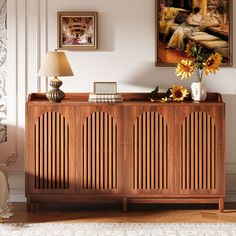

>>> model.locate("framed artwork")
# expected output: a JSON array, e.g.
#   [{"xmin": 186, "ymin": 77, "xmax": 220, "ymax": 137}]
[
  {"xmin": 93, "ymin": 82, "xmax": 117, "ymax": 94},
  {"xmin": 57, "ymin": 12, "xmax": 98, "ymax": 50},
  {"xmin": 155, "ymin": 0, "xmax": 233, "ymax": 66}
]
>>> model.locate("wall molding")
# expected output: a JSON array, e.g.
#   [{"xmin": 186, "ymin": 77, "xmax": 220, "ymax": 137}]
[{"xmin": 226, "ymin": 162, "xmax": 236, "ymax": 174}]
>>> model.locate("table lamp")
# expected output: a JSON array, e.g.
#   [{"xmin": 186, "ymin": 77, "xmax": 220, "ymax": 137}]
[{"xmin": 38, "ymin": 50, "xmax": 74, "ymax": 103}]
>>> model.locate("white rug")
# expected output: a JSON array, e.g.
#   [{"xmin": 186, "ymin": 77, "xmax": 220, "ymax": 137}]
[{"xmin": 0, "ymin": 223, "xmax": 236, "ymax": 236}]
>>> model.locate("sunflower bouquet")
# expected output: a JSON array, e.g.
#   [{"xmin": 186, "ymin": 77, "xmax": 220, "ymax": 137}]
[{"xmin": 176, "ymin": 41, "xmax": 222, "ymax": 81}]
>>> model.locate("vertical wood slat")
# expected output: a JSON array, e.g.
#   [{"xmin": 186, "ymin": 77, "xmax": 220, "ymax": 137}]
[
  {"xmin": 92, "ymin": 113, "xmax": 96, "ymax": 189},
  {"xmin": 134, "ymin": 119, "xmax": 138, "ymax": 189},
  {"xmin": 138, "ymin": 116, "xmax": 142, "ymax": 189},
  {"xmin": 65, "ymin": 120, "xmax": 69, "ymax": 189},
  {"xmin": 56, "ymin": 113, "xmax": 60, "ymax": 189},
  {"xmin": 52, "ymin": 112, "xmax": 56, "ymax": 189},
  {"xmin": 159, "ymin": 115, "xmax": 163, "ymax": 190},
  {"xmin": 48, "ymin": 112, "xmax": 52, "ymax": 189},
  {"xmin": 96, "ymin": 112, "xmax": 100, "ymax": 190},
  {"xmin": 155, "ymin": 113, "xmax": 159, "ymax": 189},
  {"xmin": 87, "ymin": 114, "xmax": 92, "ymax": 189},
  {"xmin": 43, "ymin": 113, "xmax": 48, "ymax": 189},
  {"xmin": 147, "ymin": 112, "xmax": 150, "ymax": 190},
  {"xmin": 207, "ymin": 115, "xmax": 211, "ymax": 190},
  {"xmin": 104, "ymin": 113, "xmax": 108, "ymax": 190},
  {"xmin": 199, "ymin": 112, "xmax": 203, "ymax": 190},
  {"xmin": 35, "ymin": 120, "xmax": 39, "ymax": 189},
  {"xmin": 163, "ymin": 116, "xmax": 167, "ymax": 189},
  {"xmin": 83, "ymin": 117, "xmax": 87, "ymax": 189},
  {"xmin": 133, "ymin": 112, "xmax": 168, "ymax": 190},
  {"xmin": 113, "ymin": 121, "xmax": 117, "ymax": 189},
  {"xmin": 82, "ymin": 112, "xmax": 118, "ymax": 190},
  {"xmin": 142, "ymin": 113, "xmax": 147, "ymax": 190},
  {"xmin": 109, "ymin": 115, "xmax": 113, "ymax": 189},
  {"xmin": 100, "ymin": 112, "xmax": 104, "ymax": 189},
  {"xmin": 181, "ymin": 112, "xmax": 216, "ymax": 191},
  {"xmin": 151, "ymin": 112, "xmax": 155, "ymax": 190},
  {"xmin": 212, "ymin": 125, "xmax": 216, "ymax": 189},
  {"xmin": 186, "ymin": 115, "xmax": 190, "ymax": 189},
  {"xmin": 190, "ymin": 112, "xmax": 194, "ymax": 190},
  {"xmin": 39, "ymin": 114, "xmax": 44, "ymax": 189},
  {"xmin": 195, "ymin": 112, "xmax": 199, "ymax": 190},
  {"xmin": 34, "ymin": 112, "xmax": 69, "ymax": 190},
  {"xmin": 203, "ymin": 113, "xmax": 207, "ymax": 190},
  {"xmin": 182, "ymin": 116, "xmax": 186, "ymax": 189},
  {"xmin": 61, "ymin": 117, "xmax": 65, "ymax": 189}
]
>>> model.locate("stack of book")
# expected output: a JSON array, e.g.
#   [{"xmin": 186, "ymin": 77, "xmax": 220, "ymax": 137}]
[{"xmin": 88, "ymin": 93, "xmax": 123, "ymax": 103}]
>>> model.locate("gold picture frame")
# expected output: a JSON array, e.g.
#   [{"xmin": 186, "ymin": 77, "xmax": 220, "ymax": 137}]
[
  {"xmin": 155, "ymin": 0, "xmax": 233, "ymax": 67},
  {"xmin": 57, "ymin": 12, "xmax": 98, "ymax": 50}
]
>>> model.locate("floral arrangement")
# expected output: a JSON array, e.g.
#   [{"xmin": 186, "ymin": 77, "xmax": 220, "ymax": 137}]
[
  {"xmin": 176, "ymin": 41, "xmax": 222, "ymax": 81},
  {"xmin": 150, "ymin": 85, "xmax": 189, "ymax": 102},
  {"xmin": 150, "ymin": 41, "xmax": 222, "ymax": 102}
]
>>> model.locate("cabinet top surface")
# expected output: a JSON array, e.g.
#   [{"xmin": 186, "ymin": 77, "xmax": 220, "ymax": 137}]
[{"xmin": 27, "ymin": 93, "xmax": 224, "ymax": 105}]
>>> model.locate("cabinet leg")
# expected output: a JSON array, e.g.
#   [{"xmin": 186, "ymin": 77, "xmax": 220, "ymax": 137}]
[
  {"xmin": 219, "ymin": 198, "xmax": 224, "ymax": 213},
  {"xmin": 27, "ymin": 197, "xmax": 32, "ymax": 213},
  {"xmin": 123, "ymin": 197, "xmax": 128, "ymax": 213}
]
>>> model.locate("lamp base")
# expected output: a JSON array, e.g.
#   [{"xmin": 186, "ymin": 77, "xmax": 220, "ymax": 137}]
[{"xmin": 46, "ymin": 77, "xmax": 65, "ymax": 103}]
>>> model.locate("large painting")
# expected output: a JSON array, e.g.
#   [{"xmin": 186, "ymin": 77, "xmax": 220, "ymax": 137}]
[
  {"xmin": 156, "ymin": 0, "xmax": 232, "ymax": 66},
  {"xmin": 0, "ymin": 0, "xmax": 7, "ymax": 143}
]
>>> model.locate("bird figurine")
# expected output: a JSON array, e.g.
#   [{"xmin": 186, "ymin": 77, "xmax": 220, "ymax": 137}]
[{"xmin": 149, "ymin": 85, "xmax": 159, "ymax": 101}]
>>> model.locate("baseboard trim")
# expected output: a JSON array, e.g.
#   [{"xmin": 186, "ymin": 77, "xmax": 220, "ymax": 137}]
[{"xmin": 10, "ymin": 188, "xmax": 26, "ymax": 202}]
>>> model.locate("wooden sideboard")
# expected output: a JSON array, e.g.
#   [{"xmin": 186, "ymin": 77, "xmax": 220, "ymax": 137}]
[{"xmin": 25, "ymin": 93, "xmax": 225, "ymax": 212}]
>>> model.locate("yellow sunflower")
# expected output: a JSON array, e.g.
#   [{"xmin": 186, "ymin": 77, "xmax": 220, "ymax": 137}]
[
  {"xmin": 170, "ymin": 85, "xmax": 189, "ymax": 101},
  {"xmin": 176, "ymin": 60, "xmax": 195, "ymax": 80},
  {"xmin": 203, "ymin": 52, "xmax": 222, "ymax": 75},
  {"xmin": 185, "ymin": 41, "xmax": 197, "ymax": 58}
]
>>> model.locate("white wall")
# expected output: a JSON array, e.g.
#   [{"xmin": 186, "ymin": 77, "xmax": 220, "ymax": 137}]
[{"xmin": 5, "ymin": 0, "xmax": 236, "ymax": 202}]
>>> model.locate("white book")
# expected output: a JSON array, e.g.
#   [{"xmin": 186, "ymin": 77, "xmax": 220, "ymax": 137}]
[
  {"xmin": 89, "ymin": 93, "xmax": 123, "ymax": 99},
  {"xmin": 89, "ymin": 97, "xmax": 123, "ymax": 103}
]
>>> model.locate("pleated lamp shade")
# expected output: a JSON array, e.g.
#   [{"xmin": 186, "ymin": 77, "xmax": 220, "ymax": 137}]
[{"xmin": 38, "ymin": 51, "xmax": 74, "ymax": 77}]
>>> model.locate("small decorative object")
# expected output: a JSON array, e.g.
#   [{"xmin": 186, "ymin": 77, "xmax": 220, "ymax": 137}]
[
  {"xmin": 149, "ymin": 85, "xmax": 159, "ymax": 101},
  {"xmin": 89, "ymin": 82, "xmax": 122, "ymax": 103},
  {"xmin": 38, "ymin": 50, "xmax": 74, "ymax": 103},
  {"xmin": 94, "ymin": 82, "xmax": 117, "ymax": 94},
  {"xmin": 176, "ymin": 41, "xmax": 222, "ymax": 101},
  {"xmin": 149, "ymin": 85, "xmax": 189, "ymax": 103},
  {"xmin": 58, "ymin": 12, "xmax": 98, "ymax": 50},
  {"xmin": 191, "ymin": 81, "xmax": 207, "ymax": 102}
]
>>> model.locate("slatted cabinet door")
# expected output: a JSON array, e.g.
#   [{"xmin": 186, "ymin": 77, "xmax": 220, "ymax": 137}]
[
  {"xmin": 124, "ymin": 104, "xmax": 175, "ymax": 195},
  {"xmin": 76, "ymin": 105, "xmax": 123, "ymax": 195},
  {"xmin": 175, "ymin": 105, "xmax": 225, "ymax": 196},
  {"xmin": 26, "ymin": 105, "xmax": 76, "ymax": 195}
]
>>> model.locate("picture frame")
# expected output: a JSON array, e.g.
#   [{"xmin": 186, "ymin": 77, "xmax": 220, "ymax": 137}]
[
  {"xmin": 155, "ymin": 0, "xmax": 233, "ymax": 67},
  {"xmin": 57, "ymin": 12, "xmax": 98, "ymax": 50},
  {"xmin": 93, "ymin": 82, "xmax": 117, "ymax": 94}
]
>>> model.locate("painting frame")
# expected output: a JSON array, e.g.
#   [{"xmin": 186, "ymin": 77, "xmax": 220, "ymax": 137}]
[
  {"xmin": 57, "ymin": 11, "xmax": 98, "ymax": 50},
  {"xmin": 155, "ymin": 0, "xmax": 233, "ymax": 67}
]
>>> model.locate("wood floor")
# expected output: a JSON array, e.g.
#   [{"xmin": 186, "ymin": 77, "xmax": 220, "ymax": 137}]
[
  {"xmin": 158, "ymin": 40, "xmax": 187, "ymax": 63},
  {"xmin": 1, "ymin": 203, "xmax": 236, "ymax": 224}
]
